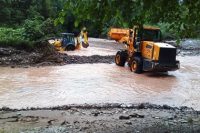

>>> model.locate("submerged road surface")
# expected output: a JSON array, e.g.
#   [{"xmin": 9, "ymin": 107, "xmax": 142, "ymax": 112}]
[
  {"xmin": 0, "ymin": 56, "xmax": 200, "ymax": 109},
  {"xmin": 0, "ymin": 38, "xmax": 200, "ymax": 110}
]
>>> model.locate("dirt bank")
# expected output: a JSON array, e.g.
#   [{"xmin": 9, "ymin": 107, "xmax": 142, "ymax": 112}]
[
  {"xmin": 0, "ymin": 103, "xmax": 200, "ymax": 133},
  {"xmin": 0, "ymin": 41, "xmax": 60, "ymax": 67},
  {"xmin": 0, "ymin": 41, "xmax": 115, "ymax": 67}
]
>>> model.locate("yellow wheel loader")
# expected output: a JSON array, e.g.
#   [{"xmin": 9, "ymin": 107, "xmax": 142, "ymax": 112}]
[{"xmin": 108, "ymin": 25, "xmax": 180, "ymax": 74}]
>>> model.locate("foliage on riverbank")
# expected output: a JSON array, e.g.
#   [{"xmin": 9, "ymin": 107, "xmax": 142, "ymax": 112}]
[
  {"xmin": 56, "ymin": 0, "xmax": 200, "ymax": 39},
  {"xmin": 0, "ymin": 0, "xmax": 200, "ymax": 46}
]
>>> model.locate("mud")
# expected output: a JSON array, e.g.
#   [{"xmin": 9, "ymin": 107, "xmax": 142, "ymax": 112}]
[
  {"xmin": 0, "ymin": 41, "xmax": 62, "ymax": 67},
  {"xmin": 63, "ymin": 55, "xmax": 114, "ymax": 64},
  {"xmin": 0, "ymin": 47, "xmax": 42, "ymax": 66},
  {"xmin": 0, "ymin": 41, "xmax": 115, "ymax": 67},
  {"xmin": 0, "ymin": 104, "xmax": 200, "ymax": 133}
]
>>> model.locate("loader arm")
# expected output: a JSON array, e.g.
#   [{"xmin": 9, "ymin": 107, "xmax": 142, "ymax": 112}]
[{"xmin": 76, "ymin": 28, "xmax": 89, "ymax": 48}]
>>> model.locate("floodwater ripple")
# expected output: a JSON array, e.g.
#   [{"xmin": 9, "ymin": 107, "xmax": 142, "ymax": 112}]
[{"xmin": 0, "ymin": 56, "xmax": 200, "ymax": 110}]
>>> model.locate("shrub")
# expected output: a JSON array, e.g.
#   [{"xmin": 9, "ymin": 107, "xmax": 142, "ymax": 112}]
[
  {"xmin": 0, "ymin": 27, "xmax": 34, "ymax": 49},
  {"xmin": 0, "ymin": 27, "xmax": 25, "ymax": 40},
  {"xmin": 41, "ymin": 18, "xmax": 57, "ymax": 37},
  {"xmin": 23, "ymin": 19, "xmax": 44, "ymax": 41},
  {"xmin": 23, "ymin": 17, "xmax": 57, "ymax": 41}
]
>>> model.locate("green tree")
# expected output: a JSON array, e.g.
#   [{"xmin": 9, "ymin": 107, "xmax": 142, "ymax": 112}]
[
  {"xmin": 55, "ymin": 0, "xmax": 200, "ymax": 38},
  {"xmin": 0, "ymin": 8, "xmax": 11, "ymax": 23}
]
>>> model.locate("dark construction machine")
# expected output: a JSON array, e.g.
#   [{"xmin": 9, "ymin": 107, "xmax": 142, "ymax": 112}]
[
  {"xmin": 51, "ymin": 28, "xmax": 89, "ymax": 51},
  {"xmin": 108, "ymin": 25, "xmax": 180, "ymax": 74}
]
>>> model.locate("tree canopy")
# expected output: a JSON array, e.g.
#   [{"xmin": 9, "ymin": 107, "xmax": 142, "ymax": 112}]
[
  {"xmin": 55, "ymin": 0, "xmax": 200, "ymax": 38},
  {"xmin": 0, "ymin": 0, "xmax": 64, "ymax": 25},
  {"xmin": 0, "ymin": 0, "xmax": 199, "ymax": 39}
]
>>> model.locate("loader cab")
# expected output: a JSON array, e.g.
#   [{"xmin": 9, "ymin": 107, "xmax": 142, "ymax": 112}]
[
  {"xmin": 61, "ymin": 33, "xmax": 76, "ymax": 51},
  {"xmin": 133, "ymin": 27, "xmax": 141, "ymax": 51},
  {"xmin": 141, "ymin": 28, "xmax": 161, "ymax": 42},
  {"xmin": 133, "ymin": 27, "xmax": 161, "ymax": 51}
]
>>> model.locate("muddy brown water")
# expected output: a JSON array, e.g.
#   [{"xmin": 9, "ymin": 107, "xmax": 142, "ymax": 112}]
[
  {"xmin": 0, "ymin": 56, "xmax": 200, "ymax": 110},
  {"xmin": 65, "ymin": 38, "xmax": 125, "ymax": 56},
  {"xmin": 0, "ymin": 38, "xmax": 200, "ymax": 110}
]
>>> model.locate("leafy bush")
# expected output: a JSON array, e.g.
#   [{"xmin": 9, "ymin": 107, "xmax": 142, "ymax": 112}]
[
  {"xmin": 0, "ymin": 27, "xmax": 25, "ymax": 40},
  {"xmin": 23, "ymin": 17, "xmax": 57, "ymax": 41},
  {"xmin": 157, "ymin": 23, "xmax": 176, "ymax": 40},
  {"xmin": 0, "ymin": 27, "xmax": 34, "ymax": 49},
  {"xmin": 0, "ymin": 39, "xmax": 34, "ymax": 50},
  {"xmin": 23, "ymin": 18, "xmax": 44, "ymax": 41},
  {"xmin": 41, "ymin": 18, "xmax": 57, "ymax": 37},
  {"xmin": 0, "ymin": 8, "xmax": 12, "ymax": 23}
]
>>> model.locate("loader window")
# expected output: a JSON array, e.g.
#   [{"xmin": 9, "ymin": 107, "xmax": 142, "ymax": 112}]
[{"xmin": 142, "ymin": 29, "xmax": 161, "ymax": 42}]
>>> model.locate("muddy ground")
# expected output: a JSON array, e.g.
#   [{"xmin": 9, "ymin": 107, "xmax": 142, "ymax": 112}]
[
  {"xmin": 0, "ymin": 40, "xmax": 115, "ymax": 67},
  {"xmin": 0, "ymin": 46, "xmax": 114, "ymax": 67},
  {"xmin": 0, "ymin": 104, "xmax": 200, "ymax": 133},
  {"xmin": 0, "ymin": 46, "xmax": 115, "ymax": 67}
]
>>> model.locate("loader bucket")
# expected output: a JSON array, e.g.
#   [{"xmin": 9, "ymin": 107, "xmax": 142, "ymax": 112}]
[
  {"xmin": 108, "ymin": 28, "xmax": 130, "ymax": 41},
  {"xmin": 82, "ymin": 42, "xmax": 89, "ymax": 48}
]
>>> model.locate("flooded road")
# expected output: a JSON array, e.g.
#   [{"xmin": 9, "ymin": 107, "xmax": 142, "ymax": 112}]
[
  {"xmin": 0, "ymin": 55, "xmax": 200, "ymax": 109},
  {"xmin": 0, "ymin": 38, "xmax": 200, "ymax": 110}
]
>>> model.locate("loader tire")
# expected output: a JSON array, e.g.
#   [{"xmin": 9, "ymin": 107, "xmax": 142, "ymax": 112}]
[
  {"xmin": 130, "ymin": 57, "xmax": 142, "ymax": 74},
  {"xmin": 66, "ymin": 45, "xmax": 76, "ymax": 51},
  {"xmin": 115, "ymin": 51, "xmax": 127, "ymax": 66}
]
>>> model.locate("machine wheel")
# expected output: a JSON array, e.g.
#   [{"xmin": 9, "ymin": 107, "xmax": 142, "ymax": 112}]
[
  {"xmin": 66, "ymin": 45, "xmax": 76, "ymax": 51},
  {"xmin": 130, "ymin": 57, "xmax": 143, "ymax": 74},
  {"xmin": 115, "ymin": 51, "xmax": 127, "ymax": 66}
]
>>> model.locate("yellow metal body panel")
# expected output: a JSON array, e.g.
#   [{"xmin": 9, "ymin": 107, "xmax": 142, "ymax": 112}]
[
  {"xmin": 53, "ymin": 40, "xmax": 62, "ymax": 51},
  {"xmin": 82, "ymin": 32, "xmax": 89, "ymax": 45},
  {"xmin": 140, "ymin": 41, "xmax": 160, "ymax": 61},
  {"xmin": 143, "ymin": 25, "xmax": 160, "ymax": 30},
  {"xmin": 118, "ymin": 36, "xmax": 129, "ymax": 43},
  {"xmin": 108, "ymin": 28, "xmax": 130, "ymax": 42},
  {"xmin": 152, "ymin": 44, "xmax": 160, "ymax": 61},
  {"xmin": 141, "ymin": 41, "xmax": 154, "ymax": 60},
  {"xmin": 54, "ymin": 40, "xmax": 62, "ymax": 47},
  {"xmin": 80, "ymin": 31, "xmax": 89, "ymax": 48}
]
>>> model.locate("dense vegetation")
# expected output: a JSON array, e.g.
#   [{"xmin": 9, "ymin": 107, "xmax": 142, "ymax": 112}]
[
  {"xmin": 0, "ymin": 0, "xmax": 200, "ymax": 47},
  {"xmin": 0, "ymin": 0, "xmax": 65, "ymax": 47},
  {"xmin": 56, "ymin": 0, "xmax": 200, "ymax": 39}
]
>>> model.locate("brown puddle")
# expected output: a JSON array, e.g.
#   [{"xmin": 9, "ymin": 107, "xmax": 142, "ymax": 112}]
[{"xmin": 0, "ymin": 56, "xmax": 200, "ymax": 110}]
